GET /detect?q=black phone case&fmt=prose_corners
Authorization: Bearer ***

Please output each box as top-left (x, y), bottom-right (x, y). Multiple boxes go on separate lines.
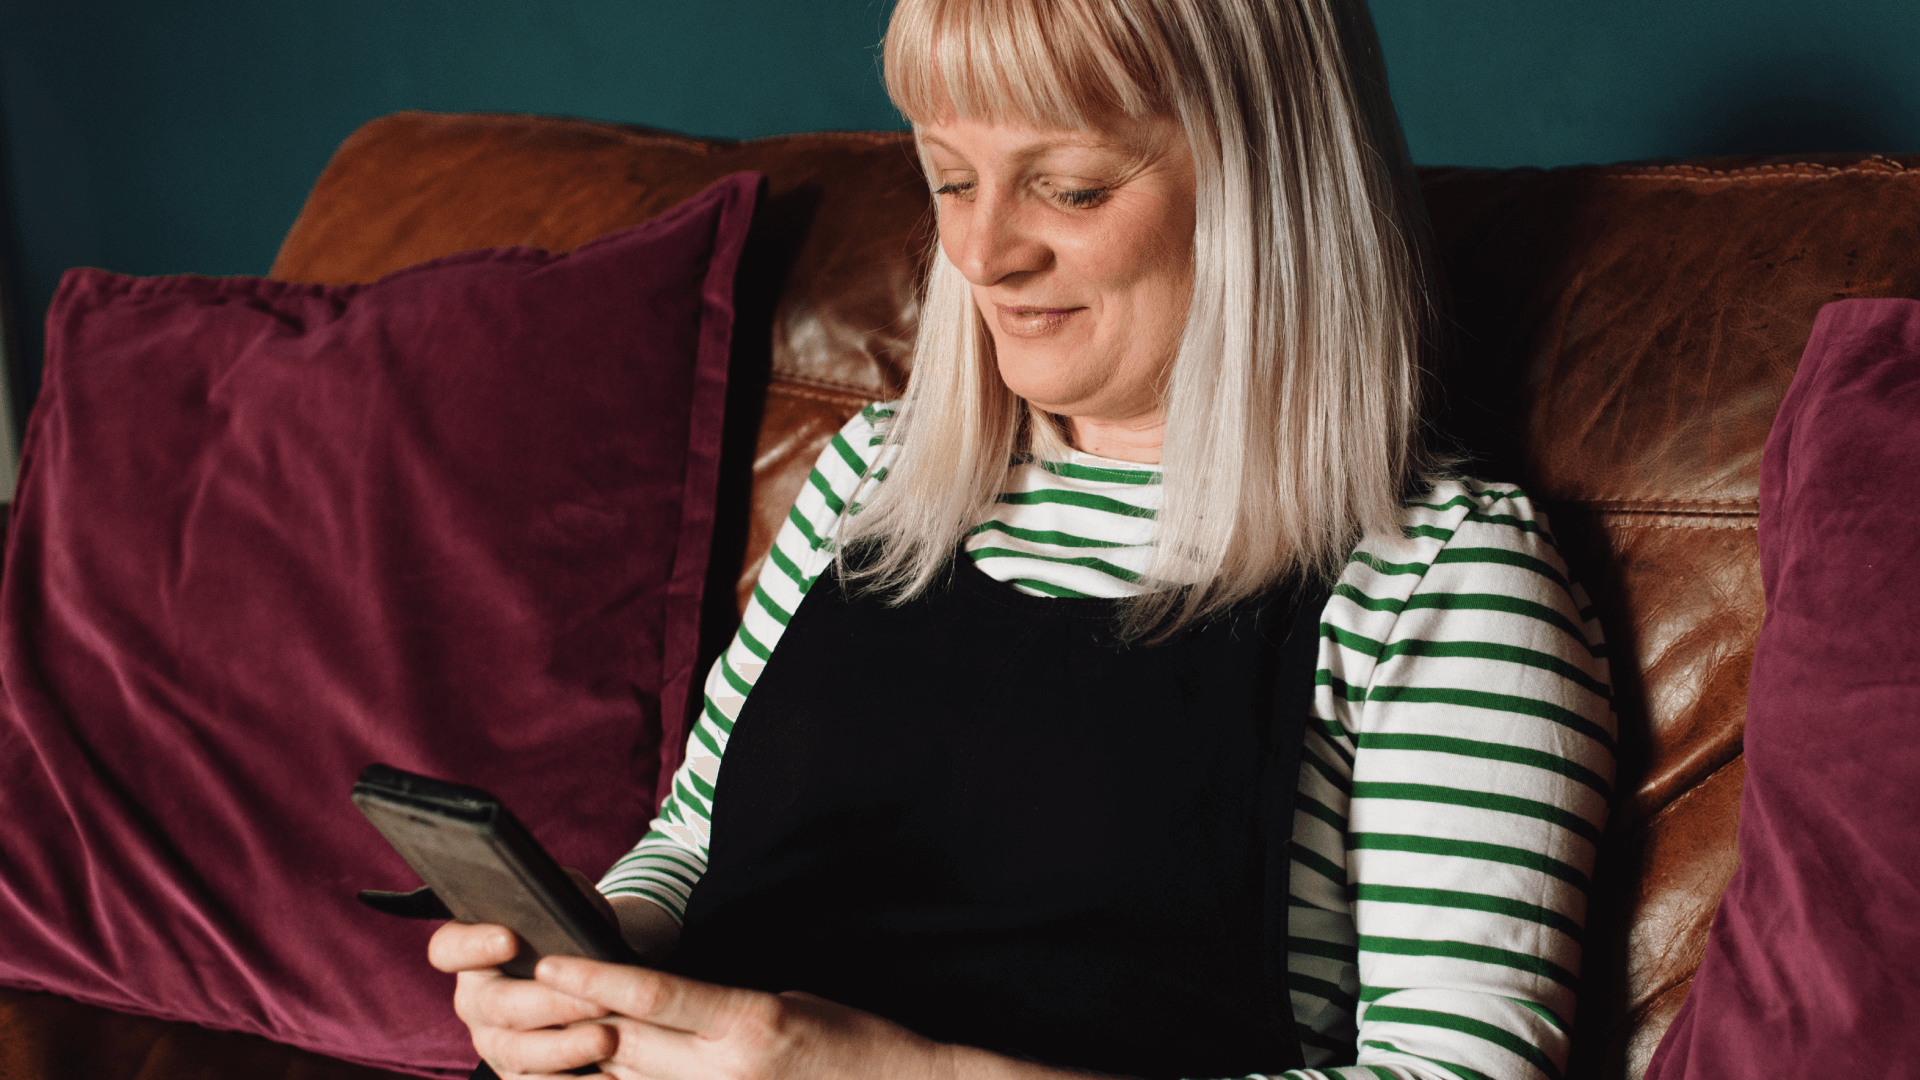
top-left (350, 763), bottom-right (643, 977)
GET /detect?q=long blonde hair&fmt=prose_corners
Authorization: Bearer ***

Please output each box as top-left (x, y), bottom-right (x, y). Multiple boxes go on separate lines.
top-left (842, 0), bottom-right (1439, 638)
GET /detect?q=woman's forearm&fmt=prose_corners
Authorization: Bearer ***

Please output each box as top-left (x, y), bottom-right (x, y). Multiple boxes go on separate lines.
top-left (607, 893), bottom-right (681, 963)
top-left (940, 1042), bottom-right (1117, 1080)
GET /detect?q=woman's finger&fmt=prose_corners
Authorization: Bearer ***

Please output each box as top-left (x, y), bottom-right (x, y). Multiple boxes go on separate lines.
top-left (428, 921), bottom-right (518, 973)
top-left (595, 1015), bottom-right (712, 1080)
top-left (455, 968), bottom-right (612, 1031)
top-left (474, 1019), bottom-right (617, 1078)
top-left (534, 956), bottom-right (746, 1035)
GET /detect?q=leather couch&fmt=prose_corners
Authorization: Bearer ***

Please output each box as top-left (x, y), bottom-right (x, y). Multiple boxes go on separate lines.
top-left (2, 110), bottom-right (1916, 1080)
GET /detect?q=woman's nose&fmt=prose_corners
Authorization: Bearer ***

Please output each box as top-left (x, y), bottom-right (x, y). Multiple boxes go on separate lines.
top-left (946, 188), bottom-right (1050, 286)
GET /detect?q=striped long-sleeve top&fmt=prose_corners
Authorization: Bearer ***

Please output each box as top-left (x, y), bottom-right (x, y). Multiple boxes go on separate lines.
top-left (600, 402), bottom-right (1615, 1080)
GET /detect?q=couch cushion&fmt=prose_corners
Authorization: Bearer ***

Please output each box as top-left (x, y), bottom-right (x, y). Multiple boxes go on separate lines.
top-left (0, 173), bottom-right (758, 1076)
top-left (268, 112), bottom-right (931, 616)
top-left (1642, 297), bottom-right (1920, 1077)
top-left (0, 984), bottom-right (413, 1080)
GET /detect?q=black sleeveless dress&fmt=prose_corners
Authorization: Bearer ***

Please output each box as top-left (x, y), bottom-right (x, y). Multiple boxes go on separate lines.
top-left (665, 545), bottom-right (1327, 1079)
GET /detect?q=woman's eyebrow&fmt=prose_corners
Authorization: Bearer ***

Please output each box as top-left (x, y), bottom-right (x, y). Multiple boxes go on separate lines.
top-left (918, 130), bottom-right (1140, 168)
top-left (916, 132), bottom-right (966, 159)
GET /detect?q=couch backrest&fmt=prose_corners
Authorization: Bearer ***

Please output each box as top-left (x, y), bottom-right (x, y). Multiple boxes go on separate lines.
top-left (270, 111), bottom-right (1920, 1079)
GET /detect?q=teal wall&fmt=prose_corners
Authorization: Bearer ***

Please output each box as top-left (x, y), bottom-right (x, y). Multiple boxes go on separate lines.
top-left (3, 0), bottom-right (1918, 408)
top-left (1373, 1), bottom-right (1920, 170)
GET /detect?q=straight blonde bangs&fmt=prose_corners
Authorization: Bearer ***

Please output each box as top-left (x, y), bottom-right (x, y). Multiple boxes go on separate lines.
top-left (848, 0), bottom-right (1441, 641)
top-left (882, 0), bottom-right (1176, 130)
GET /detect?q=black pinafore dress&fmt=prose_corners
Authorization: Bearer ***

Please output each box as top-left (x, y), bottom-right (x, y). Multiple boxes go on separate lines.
top-left (667, 545), bottom-right (1326, 1078)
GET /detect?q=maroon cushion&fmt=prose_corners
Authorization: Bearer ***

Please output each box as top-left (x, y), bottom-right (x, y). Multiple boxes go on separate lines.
top-left (0, 172), bottom-right (759, 1077)
top-left (1646, 298), bottom-right (1920, 1078)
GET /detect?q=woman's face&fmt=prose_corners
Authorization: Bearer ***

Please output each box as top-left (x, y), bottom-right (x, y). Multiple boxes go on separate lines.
top-left (920, 113), bottom-right (1197, 446)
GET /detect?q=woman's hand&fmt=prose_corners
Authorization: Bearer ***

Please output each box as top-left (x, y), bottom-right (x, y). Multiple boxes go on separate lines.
top-left (428, 871), bottom-right (1072, 1079)
top-left (427, 870), bottom-right (682, 1078)
top-left (429, 918), bottom-right (617, 1078)
top-left (530, 956), bottom-right (954, 1080)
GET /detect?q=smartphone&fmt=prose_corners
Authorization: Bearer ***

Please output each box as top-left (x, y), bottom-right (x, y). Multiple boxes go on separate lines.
top-left (350, 763), bottom-right (642, 978)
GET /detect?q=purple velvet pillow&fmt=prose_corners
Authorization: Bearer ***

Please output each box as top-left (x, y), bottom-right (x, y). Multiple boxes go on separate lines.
top-left (1646, 298), bottom-right (1920, 1078)
top-left (0, 172), bottom-right (759, 1077)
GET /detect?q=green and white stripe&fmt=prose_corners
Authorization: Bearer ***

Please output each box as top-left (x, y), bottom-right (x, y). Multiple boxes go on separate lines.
top-left (601, 402), bottom-right (1614, 1080)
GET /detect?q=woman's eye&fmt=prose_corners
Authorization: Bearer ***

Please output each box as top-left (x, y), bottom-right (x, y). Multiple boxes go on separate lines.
top-left (931, 179), bottom-right (1106, 208)
top-left (1046, 184), bottom-right (1108, 209)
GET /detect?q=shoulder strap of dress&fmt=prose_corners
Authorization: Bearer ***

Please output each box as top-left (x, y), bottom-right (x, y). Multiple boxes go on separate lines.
top-left (1259, 570), bottom-right (1335, 1071)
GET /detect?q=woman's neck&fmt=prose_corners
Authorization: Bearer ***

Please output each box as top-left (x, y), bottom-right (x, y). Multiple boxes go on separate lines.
top-left (1066, 412), bottom-right (1164, 464)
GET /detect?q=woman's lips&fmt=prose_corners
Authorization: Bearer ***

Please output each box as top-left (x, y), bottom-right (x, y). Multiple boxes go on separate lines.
top-left (994, 303), bottom-right (1084, 339)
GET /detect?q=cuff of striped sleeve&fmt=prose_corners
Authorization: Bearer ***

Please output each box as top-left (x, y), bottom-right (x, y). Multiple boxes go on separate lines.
top-left (595, 837), bottom-right (706, 922)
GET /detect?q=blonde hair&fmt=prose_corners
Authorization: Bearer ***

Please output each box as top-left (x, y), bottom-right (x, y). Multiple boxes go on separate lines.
top-left (844, 0), bottom-right (1439, 638)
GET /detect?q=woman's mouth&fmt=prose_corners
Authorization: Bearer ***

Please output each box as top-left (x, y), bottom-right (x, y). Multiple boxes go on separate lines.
top-left (994, 304), bottom-right (1084, 339)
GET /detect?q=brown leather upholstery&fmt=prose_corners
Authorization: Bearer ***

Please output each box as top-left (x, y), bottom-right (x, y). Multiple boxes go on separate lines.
top-left (1417, 154), bottom-right (1920, 1077)
top-left (4, 110), bottom-right (1917, 1079)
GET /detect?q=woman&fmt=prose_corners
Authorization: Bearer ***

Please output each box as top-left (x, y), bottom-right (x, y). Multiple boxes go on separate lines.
top-left (433, 1), bottom-right (1614, 1077)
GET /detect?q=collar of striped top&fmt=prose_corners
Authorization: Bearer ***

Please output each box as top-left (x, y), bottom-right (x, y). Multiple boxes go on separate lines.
top-left (1034, 450), bottom-right (1162, 485)
top-left (966, 453), bottom-right (1163, 599)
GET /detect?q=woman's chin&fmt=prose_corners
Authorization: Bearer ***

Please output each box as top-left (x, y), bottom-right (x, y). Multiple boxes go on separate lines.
top-left (998, 380), bottom-right (1093, 418)
top-left (994, 357), bottom-right (1101, 412)
top-left (996, 369), bottom-right (1156, 427)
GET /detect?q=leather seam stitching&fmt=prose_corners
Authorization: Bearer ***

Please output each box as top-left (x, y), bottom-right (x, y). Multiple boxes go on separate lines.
top-left (1606, 155), bottom-right (1907, 175)
top-left (766, 377), bottom-right (882, 405)
top-left (1554, 501), bottom-right (1758, 515)
top-left (1592, 516), bottom-right (1758, 531)
top-left (1577, 498), bottom-right (1757, 508)
top-left (1588, 507), bottom-right (1757, 515)
top-left (378, 110), bottom-right (912, 153)
top-left (1598, 165), bottom-right (1917, 184)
